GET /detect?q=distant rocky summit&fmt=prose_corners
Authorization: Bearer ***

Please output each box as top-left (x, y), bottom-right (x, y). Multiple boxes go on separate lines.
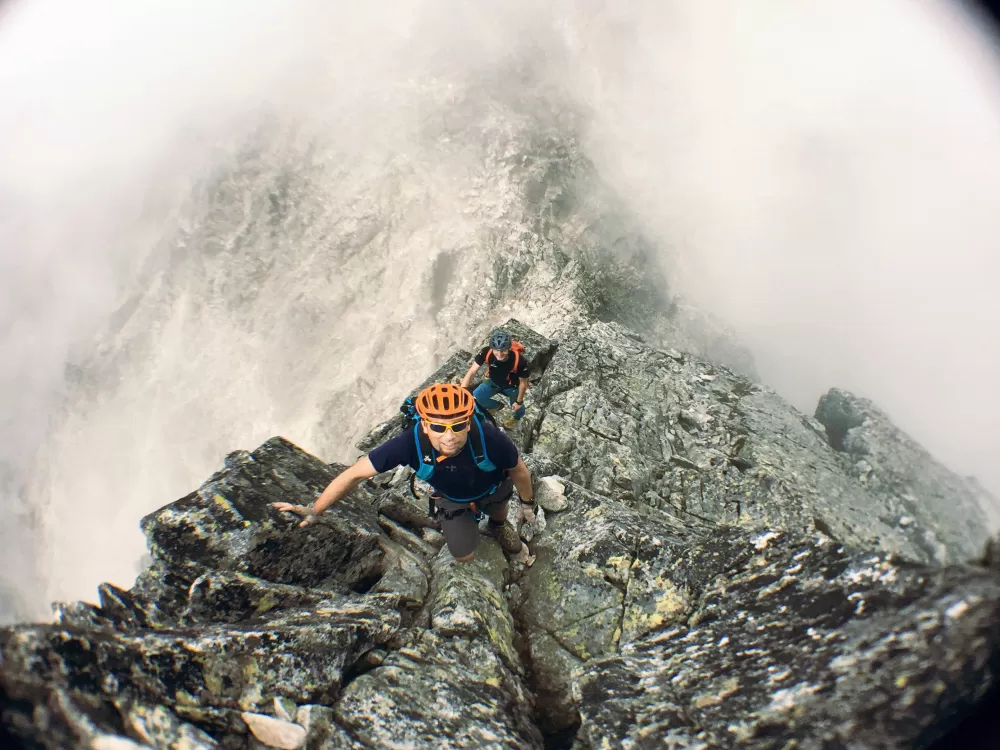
top-left (4, 319), bottom-right (999, 749)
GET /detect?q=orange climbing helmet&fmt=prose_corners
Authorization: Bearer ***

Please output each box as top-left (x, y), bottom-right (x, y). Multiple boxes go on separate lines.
top-left (414, 383), bottom-right (475, 423)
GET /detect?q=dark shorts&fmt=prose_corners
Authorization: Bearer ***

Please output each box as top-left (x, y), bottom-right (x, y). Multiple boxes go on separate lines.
top-left (434, 478), bottom-right (514, 559)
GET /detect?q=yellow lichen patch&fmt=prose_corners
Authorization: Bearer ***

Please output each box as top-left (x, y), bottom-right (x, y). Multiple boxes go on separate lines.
top-left (557, 623), bottom-right (593, 661)
top-left (622, 577), bottom-right (690, 642)
top-left (243, 658), bottom-right (261, 681)
top-left (585, 506), bottom-right (604, 519)
top-left (239, 682), bottom-right (264, 711)
top-left (652, 584), bottom-right (688, 623)
top-left (235, 659), bottom-right (264, 710)
top-left (484, 676), bottom-right (501, 688)
top-left (693, 677), bottom-right (740, 708)
top-left (254, 592), bottom-right (279, 615)
top-left (204, 671), bottom-right (223, 696)
top-left (583, 565), bottom-right (603, 579)
top-left (213, 494), bottom-right (236, 514)
top-left (727, 722), bottom-right (754, 742)
top-left (605, 556), bottom-right (631, 582)
top-left (540, 568), bottom-right (565, 599)
top-left (622, 605), bottom-right (650, 637)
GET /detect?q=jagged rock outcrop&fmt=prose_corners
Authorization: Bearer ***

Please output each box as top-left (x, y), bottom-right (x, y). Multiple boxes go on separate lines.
top-left (815, 387), bottom-right (997, 562)
top-left (3, 319), bottom-right (999, 749)
top-left (526, 321), bottom-right (994, 565)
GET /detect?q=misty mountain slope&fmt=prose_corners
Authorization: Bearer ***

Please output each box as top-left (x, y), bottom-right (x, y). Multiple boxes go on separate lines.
top-left (2, 320), bottom-right (998, 750)
top-left (59, 70), bottom-right (753, 456)
top-left (14, 70), bottom-right (753, 621)
top-left (4, 0), bottom-right (1000, 656)
top-left (814, 388), bottom-right (998, 562)
top-left (512, 320), bottom-right (993, 565)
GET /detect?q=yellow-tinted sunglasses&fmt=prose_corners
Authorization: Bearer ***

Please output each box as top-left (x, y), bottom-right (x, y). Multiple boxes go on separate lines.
top-left (426, 419), bottom-right (471, 434)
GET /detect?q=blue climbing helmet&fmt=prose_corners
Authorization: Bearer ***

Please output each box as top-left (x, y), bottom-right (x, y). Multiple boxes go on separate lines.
top-left (489, 329), bottom-right (512, 351)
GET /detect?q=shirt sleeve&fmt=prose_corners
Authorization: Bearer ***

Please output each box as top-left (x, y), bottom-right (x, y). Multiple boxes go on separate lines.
top-left (473, 347), bottom-right (489, 366)
top-left (368, 431), bottom-right (417, 474)
top-left (515, 355), bottom-right (531, 379)
top-left (483, 424), bottom-right (519, 470)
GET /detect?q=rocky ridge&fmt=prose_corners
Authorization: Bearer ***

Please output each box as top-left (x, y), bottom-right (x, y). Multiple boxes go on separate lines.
top-left (4, 74), bottom-right (756, 627)
top-left (3, 319), bottom-right (1000, 749)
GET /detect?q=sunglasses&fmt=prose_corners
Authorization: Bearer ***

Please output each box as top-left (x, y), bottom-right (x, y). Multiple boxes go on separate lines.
top-left (426, 419), bottom-right (470, 434)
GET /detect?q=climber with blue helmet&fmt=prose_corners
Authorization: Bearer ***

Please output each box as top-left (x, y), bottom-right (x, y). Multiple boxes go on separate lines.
top-left (459, 329), bottom-right (530, 424)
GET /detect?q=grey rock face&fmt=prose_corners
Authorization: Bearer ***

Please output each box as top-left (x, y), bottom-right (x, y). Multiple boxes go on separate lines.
top-left (816, 387), bottom-right (996, 563)
top-left (574, 526), bottom-right (1000, 749)
top-left (334, 546), bottom-right (541, 749)
top-left (531, 320), bottom-right (994, 566)
top-left (3, 320), bottom-right (999, 749)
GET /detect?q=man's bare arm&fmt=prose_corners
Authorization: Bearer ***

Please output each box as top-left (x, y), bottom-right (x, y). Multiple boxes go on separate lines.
top-left (508, 457), bottom-right (533, 501)
top-left (459, 361), bottom-right (481, 389)
top-left (272, 456), bottom-right (378, 527)
top-left (515, 376), bottom-right (529, 404)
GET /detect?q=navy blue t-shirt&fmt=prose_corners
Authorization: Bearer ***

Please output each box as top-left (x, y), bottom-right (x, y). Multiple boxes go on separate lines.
top-left (368, 421), bottom-right (519, 501)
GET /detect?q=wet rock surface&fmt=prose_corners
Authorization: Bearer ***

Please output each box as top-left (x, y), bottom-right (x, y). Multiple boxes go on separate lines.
top-left (4, 319), bottom-right (999, 749)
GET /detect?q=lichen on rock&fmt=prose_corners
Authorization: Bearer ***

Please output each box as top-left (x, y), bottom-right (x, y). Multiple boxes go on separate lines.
top-left (4, 319), bottom-right (1000, 749)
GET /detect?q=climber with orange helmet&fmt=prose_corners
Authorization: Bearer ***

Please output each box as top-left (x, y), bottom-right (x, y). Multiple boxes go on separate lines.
top-left (271, 383), bottom-right (536, 562)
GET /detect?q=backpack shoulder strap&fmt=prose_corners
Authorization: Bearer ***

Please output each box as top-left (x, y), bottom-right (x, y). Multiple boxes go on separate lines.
top-left (511, 341), bottom-right (528, 386)
top-left (413, 422), bottom-right (436, 481)
top-left (474, 402), bottom-right (498, 428)
top-left (468, 415), bottom-right (497, 472)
